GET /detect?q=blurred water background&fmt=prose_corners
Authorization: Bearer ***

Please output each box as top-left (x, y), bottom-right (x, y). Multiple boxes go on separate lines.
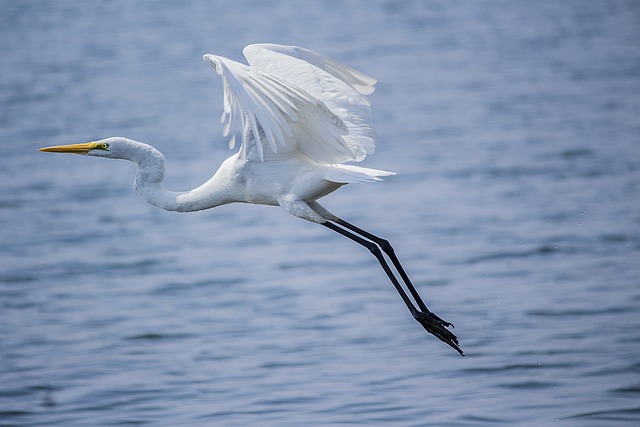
top-left (1, 1), bottom-right (639, 425)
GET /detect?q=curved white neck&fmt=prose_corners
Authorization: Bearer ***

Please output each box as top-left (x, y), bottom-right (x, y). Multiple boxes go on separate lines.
top-left (132, 148), bottom-right (235, 212)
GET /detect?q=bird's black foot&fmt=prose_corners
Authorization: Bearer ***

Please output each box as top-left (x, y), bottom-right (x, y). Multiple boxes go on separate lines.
top-left (413, 311), bottom-right (464, 356)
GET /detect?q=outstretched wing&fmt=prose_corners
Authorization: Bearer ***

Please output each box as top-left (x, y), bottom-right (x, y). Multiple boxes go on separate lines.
top-left (243, 44), bottom-right (377, 162)
top-left (203, 44), bottom-right (377, 164)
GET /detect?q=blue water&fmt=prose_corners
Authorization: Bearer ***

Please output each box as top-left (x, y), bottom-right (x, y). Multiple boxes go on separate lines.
top-left (1, 1), bottom-right (639, 425)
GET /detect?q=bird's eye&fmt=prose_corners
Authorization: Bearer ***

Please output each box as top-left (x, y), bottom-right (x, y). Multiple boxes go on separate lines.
top-left (100, 143), bottom-right (109, 150)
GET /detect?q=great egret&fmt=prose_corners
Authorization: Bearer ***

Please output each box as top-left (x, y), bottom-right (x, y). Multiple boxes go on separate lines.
top-left (40, 44), bottom-right (462, 355)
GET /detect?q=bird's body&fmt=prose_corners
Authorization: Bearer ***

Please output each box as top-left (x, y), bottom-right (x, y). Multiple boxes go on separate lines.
top-left (40, 44), bottom-right (463, 355)
top-left (99, 135), bottom-right (386, 220)
top-left (169, 139), bottom-right (345, 213)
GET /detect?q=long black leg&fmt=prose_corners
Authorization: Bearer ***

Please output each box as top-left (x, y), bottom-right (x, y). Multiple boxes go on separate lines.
top-left (336, 219), bottom-right (430, 312)
top-left (323, 222), bottom-right (418, 314)
top-left (334, 219), bottom-right (455, 326)
top-left (322, 221), bottom-right (463, 355)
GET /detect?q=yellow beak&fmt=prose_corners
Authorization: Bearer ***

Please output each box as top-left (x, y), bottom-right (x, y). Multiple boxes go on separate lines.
top-left (39, 142), bottom-right (102, 154)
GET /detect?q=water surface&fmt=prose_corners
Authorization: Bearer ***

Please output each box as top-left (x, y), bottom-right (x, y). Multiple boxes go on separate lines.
top-left (1, 1), bottom-right (639, 426)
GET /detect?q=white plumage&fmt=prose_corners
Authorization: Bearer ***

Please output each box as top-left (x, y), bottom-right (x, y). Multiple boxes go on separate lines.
top-left (205, 43), bottom-right (378, 164)
top-left (40, 44), bottom-right (462, 354)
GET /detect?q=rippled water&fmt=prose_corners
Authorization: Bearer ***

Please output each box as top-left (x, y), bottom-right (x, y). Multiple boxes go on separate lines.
top-left (1, 1), bottom-right (639, 426)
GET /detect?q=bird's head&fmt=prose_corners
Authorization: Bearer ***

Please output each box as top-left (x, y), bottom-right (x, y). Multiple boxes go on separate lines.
top-left (40, 137), bottom-right (167, 187)
top-left (39, 137), bottom-right (159, 162)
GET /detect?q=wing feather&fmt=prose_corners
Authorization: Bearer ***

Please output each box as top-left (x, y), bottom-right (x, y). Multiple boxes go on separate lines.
top-left (204, 50), bottom-right (359, 164)
top-left (204, 44), bottom-right (379, 164)
top-left (243, 44), bottom-right (377, 162)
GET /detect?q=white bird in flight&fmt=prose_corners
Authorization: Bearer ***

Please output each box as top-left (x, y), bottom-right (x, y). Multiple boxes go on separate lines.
top-left (40, 44), bottom-right (462, 355)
